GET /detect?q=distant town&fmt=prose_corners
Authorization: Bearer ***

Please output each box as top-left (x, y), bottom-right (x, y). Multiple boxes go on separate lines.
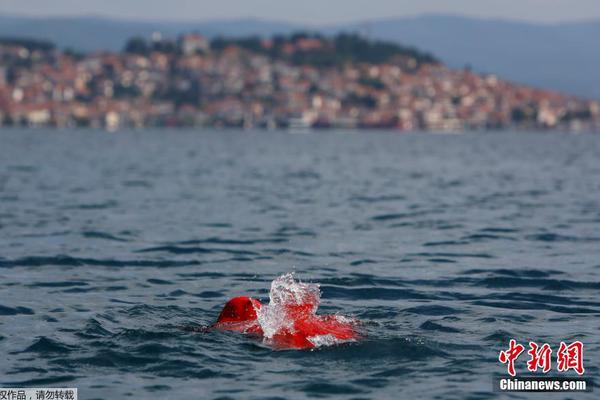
top-left (0, 33), bottom-right (599, 131)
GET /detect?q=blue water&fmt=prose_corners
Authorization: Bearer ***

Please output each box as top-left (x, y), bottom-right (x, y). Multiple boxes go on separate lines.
top-left (0, 129), bottom-right (599, 399)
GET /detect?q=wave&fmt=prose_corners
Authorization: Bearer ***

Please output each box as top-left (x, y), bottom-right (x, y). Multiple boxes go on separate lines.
top-left (0, 305), bottom-right (35, 315)
top-left (0, 256), bottom-right (201, 268)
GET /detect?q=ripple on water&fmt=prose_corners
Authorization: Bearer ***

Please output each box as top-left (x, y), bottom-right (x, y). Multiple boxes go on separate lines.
top-left (21, 337), bottom-right (76, 355)
top-left (136, 246), bottom-right (261, 257)
top-left (3, 376), bottom-right (81, 387)
top-left (323, 286), bottom-right (431, 301)
top-left (75, 318), bottom-right (114, 339)
top-left (0, 305), bottom-right (35, 315)
top-left (312, 337), bottom-right (449, 361)
top-left (526, 232), bottom-right (600, 242)
top-left (402, 305), bottom-right (462, 316)
top-left (0, 256), bottom-right (201, 268)
top-left (62, 200), bottom-right (118, 210)
top-left (82, 231), bottom-right (130, 242)
top-left (420, 321), bottom-right (462, 333)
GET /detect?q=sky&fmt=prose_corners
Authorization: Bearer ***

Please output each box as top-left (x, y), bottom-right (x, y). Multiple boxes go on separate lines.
top-left (1, 0), bottom-right (600, 24)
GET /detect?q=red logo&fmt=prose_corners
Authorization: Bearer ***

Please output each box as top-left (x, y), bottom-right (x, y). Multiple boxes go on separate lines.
top-left (527, 342), bottom-right (552, 373)
top-left (557, 341), bottom-right (585, 375)
top-left (499, 340), bottom-right (585, 376)
top-left (499, 339), bottom-right (525, 377)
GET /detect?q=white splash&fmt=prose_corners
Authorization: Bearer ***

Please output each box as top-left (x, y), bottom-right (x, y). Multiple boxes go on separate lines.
top-left (307, 334), bottom-right (342, 348)
top-left (256, 273), bottom-right (321, 339)
top-left (308, 316), bottom-right (359, 348)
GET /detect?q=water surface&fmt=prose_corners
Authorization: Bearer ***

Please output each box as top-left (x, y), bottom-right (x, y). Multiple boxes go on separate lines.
top-left (1, 129), bottom-right (599, 399)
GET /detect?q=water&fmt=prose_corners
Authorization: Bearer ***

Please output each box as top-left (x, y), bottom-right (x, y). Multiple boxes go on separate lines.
top-left (1, 129), bottom-right (599, 399)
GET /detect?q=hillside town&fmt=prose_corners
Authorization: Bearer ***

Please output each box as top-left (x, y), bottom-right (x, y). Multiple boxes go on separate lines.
top-left (0, 33), bottom-right (599, 131)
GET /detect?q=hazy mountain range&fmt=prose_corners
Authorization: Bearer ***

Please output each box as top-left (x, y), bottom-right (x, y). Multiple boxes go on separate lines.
top-left (1, 14), bottom-right (599, 99)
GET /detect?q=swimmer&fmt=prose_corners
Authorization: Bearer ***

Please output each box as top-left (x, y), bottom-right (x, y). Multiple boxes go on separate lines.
top-left (205, 274), bottom-right (360, 349)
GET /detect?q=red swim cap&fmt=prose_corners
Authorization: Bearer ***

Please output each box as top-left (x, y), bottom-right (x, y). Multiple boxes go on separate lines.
top-left (216, 296), bottom-right (262, 323)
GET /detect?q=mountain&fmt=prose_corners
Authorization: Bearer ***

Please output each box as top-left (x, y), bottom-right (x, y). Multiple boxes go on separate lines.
top-left (1, 14), bottom-right (599, 99)
top-left (0, 15), bottom-right (300, 52)
top-left (335, 15), bottom-right (600, 100)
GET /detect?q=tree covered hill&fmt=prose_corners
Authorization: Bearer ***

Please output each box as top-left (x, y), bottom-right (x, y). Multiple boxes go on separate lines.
top-left (123, 32), bottom-right (439, 68)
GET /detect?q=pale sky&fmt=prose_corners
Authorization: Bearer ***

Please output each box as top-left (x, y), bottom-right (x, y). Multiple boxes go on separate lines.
top-left (1, 0), bottom-right (600, 24)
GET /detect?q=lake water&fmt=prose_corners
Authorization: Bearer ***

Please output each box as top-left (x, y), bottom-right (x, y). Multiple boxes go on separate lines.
top-left (1, 129), bottom-right (599, 399)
